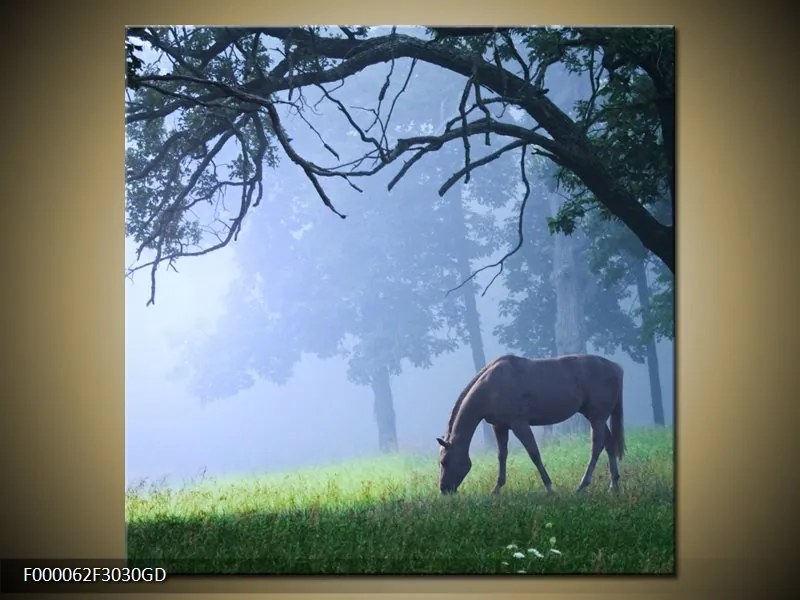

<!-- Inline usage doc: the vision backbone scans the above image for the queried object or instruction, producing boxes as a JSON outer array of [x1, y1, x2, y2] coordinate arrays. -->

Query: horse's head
[[436, 437, 472, 494]]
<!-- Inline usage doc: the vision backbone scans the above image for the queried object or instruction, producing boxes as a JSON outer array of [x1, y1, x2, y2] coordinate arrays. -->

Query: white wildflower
[[545, 522, 553, 528], [549, 536, 557, 546], [506, 544, 518, 550], [501, 561, 509, 566], [513, 551, 525, 559], [517, 569, 526, 573], [550, 548, 562, 555], [528, 548, 544, 558]]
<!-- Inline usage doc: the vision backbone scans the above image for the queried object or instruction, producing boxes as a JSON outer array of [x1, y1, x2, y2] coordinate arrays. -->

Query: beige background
[[1, 0, 797, 596]]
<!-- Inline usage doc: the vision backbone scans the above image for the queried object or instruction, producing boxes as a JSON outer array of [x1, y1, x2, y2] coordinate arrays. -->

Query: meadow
[[125, 426, 674, 574]]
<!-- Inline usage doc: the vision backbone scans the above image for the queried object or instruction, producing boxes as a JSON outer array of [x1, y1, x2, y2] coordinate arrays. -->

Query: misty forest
[[124, 26, 674, 574]]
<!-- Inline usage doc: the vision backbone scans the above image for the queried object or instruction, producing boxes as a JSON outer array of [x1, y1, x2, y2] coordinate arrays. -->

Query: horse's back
[[477, 354, 622, 425], [498, 353, 622, 380], [545, 354, 623, 420]]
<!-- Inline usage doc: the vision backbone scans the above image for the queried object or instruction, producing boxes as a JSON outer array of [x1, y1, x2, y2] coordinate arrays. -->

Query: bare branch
[[315, 83, 386, 160], [437, 139, 527, 196], [472, 80, 493, 145], [125, 26, 676, 305], [282, 90, 342, 161], [499, 31, 531, 83], [381, 57, 417, 148], [457, 75, 474, 184], [260, 100, 347, 218], [387, 139, 443, 191], [445, 144, 532, 297]]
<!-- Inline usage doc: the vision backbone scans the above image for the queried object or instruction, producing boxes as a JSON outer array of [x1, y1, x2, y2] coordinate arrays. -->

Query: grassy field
[[125, 426, 674, 574]]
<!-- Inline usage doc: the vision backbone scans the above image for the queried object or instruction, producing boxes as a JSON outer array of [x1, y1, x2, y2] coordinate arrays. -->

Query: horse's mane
[[445, 359, 497, 440]]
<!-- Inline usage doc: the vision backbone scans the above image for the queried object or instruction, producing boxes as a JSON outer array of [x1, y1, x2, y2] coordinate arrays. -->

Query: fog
[[125, 27, 674, 487], [125, 246, 673, 486]]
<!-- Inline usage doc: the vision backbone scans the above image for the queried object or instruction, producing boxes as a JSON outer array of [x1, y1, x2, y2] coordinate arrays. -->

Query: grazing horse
[[436, 354, 625, 495]]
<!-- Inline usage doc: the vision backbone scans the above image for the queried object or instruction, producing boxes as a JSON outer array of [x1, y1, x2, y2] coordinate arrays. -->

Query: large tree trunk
[[548, 192, 590, 437], [370, 365, 398, 453], [633, 258, 666, 426]]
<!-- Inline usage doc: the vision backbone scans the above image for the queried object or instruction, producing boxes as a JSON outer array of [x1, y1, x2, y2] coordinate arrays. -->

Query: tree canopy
[[125, 25, 675, 305]]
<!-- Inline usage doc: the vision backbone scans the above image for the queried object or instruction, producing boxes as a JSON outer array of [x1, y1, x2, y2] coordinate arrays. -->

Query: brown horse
[[436, 354, 625, 495]]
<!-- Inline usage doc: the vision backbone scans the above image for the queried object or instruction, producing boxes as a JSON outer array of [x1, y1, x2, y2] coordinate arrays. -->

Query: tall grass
[[126, 427, 674, 574]]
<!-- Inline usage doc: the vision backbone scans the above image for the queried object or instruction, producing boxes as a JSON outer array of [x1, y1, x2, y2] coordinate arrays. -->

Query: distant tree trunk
[[548, 192, 590, 437], [451, 196, 493, 448], [370, 365, 398, 453], [633, 258, 666, 426], [540, 74, 593, 438], [520, 223, 558, 442], [436, 98, 493, 449], [460, 267, 493, 448]]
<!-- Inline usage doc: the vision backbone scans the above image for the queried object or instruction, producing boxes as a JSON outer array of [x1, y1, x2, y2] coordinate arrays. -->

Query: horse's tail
[[610, 365, 626, 461]]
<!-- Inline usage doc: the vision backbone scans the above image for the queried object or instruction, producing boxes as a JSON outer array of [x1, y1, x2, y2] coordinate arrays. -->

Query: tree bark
[[370, 365, 399, 453], [633, 259, 666, 426]]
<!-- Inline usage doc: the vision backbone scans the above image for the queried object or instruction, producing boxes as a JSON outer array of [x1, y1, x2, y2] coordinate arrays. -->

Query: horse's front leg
[[492, 424, 509, 494], [510, 422, 553, 493]]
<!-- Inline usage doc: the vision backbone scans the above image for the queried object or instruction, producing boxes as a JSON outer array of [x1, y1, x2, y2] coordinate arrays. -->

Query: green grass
[[125, 427, 674, 574]]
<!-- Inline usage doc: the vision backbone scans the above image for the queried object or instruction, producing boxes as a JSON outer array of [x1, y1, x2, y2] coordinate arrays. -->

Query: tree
[[538, 33, 674, 425], [579, 202, 673, 425], [420, 82, 501, 449], [176, 67, 505, 452], [482, 153, 592, 436], [180, 168, 464, 452], [487, 151, 670, 430], [125, 26, 675, 305]]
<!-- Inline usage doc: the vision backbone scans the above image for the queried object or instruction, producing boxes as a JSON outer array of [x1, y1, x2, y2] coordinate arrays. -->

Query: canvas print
[[124, 25, 675, 575]]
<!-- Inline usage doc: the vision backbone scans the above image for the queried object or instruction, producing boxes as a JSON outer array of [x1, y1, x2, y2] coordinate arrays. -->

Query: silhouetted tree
[[125, 26, 675, 305]]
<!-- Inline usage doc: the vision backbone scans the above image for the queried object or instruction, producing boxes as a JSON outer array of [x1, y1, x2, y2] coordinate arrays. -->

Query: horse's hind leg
[[577, 419, 607, 492], [492, 425, 509, 494], [604, 423, 620, 492], [510, 422, 553, 493]]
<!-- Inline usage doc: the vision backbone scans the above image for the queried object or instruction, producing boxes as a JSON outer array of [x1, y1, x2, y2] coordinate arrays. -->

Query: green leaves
[[547, 199, 588, 236], [125, 41, 145, 89]]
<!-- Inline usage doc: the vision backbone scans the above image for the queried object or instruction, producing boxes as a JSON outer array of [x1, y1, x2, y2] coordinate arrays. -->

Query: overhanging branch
[[126, 25, 675, 307], [446, 144, 533, 298]]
